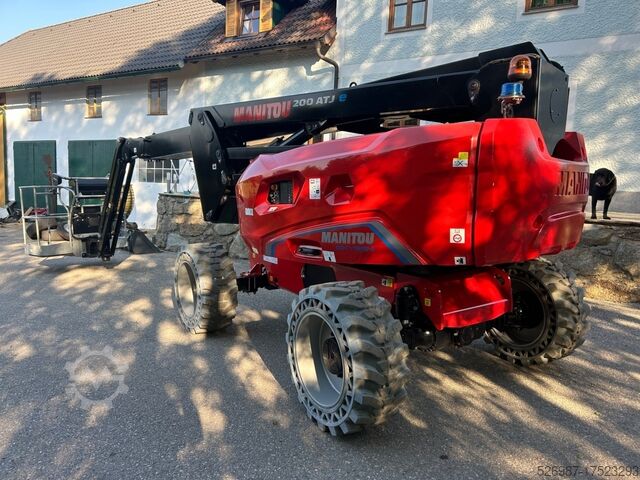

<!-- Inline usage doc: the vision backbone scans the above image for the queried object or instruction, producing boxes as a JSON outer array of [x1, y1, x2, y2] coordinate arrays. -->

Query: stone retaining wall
[[556, 223, 640, 303], [152, 193, 248, 258]]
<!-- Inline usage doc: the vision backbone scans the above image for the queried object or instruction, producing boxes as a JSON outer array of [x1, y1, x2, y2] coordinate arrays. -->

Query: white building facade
[[333, 0, 640, 212], [2, 52, 335, 227], [0, 0, 337, 227]]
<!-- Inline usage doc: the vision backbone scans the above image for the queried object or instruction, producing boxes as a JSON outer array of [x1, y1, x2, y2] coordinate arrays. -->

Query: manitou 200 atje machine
[[97, 42, 590, 435]]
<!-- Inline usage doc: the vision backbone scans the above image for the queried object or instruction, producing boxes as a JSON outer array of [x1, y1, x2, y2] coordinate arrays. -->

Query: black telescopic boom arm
[[97, 42, 569, 258], [96, 130, 193, 260], [97, 138, 138, 260]]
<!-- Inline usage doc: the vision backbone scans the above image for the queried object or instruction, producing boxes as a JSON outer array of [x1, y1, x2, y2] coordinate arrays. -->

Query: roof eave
[[0, 64, 184, 93], [186, 41, 313, 62], [186, 27, 337, 63]]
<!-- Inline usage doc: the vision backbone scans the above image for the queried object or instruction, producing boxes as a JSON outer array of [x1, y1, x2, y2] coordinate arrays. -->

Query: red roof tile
[[0, 0, 223, 90], [0, 0, 336, 91]]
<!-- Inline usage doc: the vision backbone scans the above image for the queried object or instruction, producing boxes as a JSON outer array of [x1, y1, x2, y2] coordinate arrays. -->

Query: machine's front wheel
[[286, 281, 410, 435], [486, 259, 590, 366], [173, 243, 238, 333]]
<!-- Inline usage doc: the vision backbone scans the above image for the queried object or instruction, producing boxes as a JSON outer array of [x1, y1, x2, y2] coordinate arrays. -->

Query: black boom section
[[206, 42, 568, 149], [97, 42, 569, 244], [138, 127, 192, 160], [189, 108, 241, 223], [208, 73, 472, 138], [97, 129, 192, 260], [97, 138, 138, 260]]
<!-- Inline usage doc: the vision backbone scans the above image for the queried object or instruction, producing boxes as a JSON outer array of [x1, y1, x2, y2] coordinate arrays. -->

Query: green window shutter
[[13, 142, 33, 207], [13, 141, 56, 208], [68, 141, 93, 177], [32, 141, 55, 186], [91, 140, 117, 177], [69, 140, 116, 177]]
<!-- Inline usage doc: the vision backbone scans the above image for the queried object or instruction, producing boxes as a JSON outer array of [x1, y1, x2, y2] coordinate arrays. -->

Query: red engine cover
[[474, 120, 589, 264], [236, 118, 588, 279]]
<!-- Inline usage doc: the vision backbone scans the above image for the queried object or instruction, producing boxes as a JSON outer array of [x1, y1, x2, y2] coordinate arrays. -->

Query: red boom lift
[[97, 43, 590, 435]]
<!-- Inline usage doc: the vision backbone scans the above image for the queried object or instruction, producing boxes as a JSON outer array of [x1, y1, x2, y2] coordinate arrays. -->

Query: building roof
[[0, 0, 221, 91], [0, 0, 336, 92], [187, 0, 336, 60]]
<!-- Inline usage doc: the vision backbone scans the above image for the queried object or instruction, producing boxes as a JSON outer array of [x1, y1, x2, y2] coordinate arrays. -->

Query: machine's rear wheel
[[173, 243, 238, 333], [286, 281, 410, 435], [486, 259, 589, 366]]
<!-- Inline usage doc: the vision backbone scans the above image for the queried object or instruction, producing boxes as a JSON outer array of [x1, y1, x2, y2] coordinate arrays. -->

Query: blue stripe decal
[[367, 222, 416, 264], [265, 221, 422, 265]]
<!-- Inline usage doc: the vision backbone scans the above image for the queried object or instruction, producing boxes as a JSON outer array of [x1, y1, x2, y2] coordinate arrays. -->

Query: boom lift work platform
[[85, 42, 592, 435]]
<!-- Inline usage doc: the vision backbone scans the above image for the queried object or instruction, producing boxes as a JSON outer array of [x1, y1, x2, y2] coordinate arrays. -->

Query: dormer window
[[240, 1, 260, 35], [222, 0, 304, 38]]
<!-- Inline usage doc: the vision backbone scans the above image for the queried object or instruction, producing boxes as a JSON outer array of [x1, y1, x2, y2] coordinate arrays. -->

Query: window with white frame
[[138, 159, 178, 184]]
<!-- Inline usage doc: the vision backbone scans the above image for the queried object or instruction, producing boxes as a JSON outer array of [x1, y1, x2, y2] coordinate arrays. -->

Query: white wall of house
[[201, 49, 336, 105], [4, 63, 205, 228], [4, 49, 334, 228], [334, 0, 640, 212]]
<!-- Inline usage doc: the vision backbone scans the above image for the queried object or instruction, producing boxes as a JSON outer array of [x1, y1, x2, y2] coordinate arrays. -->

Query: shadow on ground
[[0, 223, 638, 480]]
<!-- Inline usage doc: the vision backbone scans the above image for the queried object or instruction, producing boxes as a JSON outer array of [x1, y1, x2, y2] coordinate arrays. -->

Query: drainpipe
[[314, 29, 339, 141], [315, 28, 339, 90]]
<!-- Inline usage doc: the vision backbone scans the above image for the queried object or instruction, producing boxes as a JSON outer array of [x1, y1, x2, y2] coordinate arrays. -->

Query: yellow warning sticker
[[424, 298, 432, 307], [453, 152, 469, 168]]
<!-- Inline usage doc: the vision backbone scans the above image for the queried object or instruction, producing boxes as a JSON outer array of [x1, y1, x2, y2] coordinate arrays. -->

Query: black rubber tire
[[26, 218, 58, 240], [173, 243, 238, 333], [563, 276, 591, 354], [286, 281, 410, 436], [485, 258, 590, 366], [57, 222, 70, 241]]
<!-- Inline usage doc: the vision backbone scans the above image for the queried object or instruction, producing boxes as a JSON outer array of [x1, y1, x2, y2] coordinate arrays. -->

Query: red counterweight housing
[[236, 118, 588, 330]]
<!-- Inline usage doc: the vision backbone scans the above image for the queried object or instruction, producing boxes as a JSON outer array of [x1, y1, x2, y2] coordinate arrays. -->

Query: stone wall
[[152, 193, 248, 258], [556, 223, 640, 303]]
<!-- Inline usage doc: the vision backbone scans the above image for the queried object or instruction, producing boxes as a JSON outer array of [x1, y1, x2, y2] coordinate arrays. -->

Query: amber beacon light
[[508, 55, 533, 81]]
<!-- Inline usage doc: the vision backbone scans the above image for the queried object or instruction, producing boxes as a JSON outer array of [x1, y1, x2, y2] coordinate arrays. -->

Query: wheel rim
[[496, 273, 554, 350], [294, 310, 346, 409], [176, 261, 197, 319]]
